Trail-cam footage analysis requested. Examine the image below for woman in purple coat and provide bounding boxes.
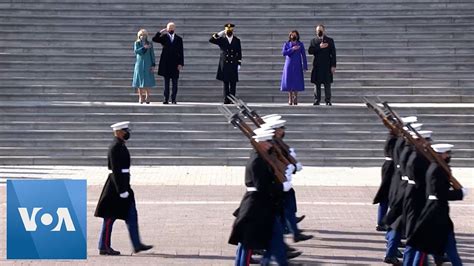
[281,30,308,105]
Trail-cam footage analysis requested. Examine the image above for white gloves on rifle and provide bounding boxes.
[462,188,468,198]
[238,65,241,71]
[120,191,129,198]
[217,30,225,37]
[283,181,292,192]
[296,162,303,172]
[286,164,295,174]
[289,148,297,158]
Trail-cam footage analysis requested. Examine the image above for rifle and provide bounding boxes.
[227,95,298,166]
[363,97,462,189]
[382,101,462,190]
[218,105,287,183]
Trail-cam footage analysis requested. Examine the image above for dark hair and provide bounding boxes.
[288,30,300,42]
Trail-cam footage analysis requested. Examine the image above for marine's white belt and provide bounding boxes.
[428,195,438,200]
[121,169,130,173]
[385,157,393,161]
[401,176,409,181]
[408,180,416,185]
[246,187,258,192]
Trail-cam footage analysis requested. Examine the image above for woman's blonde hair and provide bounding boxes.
[136,29,148,42]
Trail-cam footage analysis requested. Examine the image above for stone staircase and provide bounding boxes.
[0,0,473,167]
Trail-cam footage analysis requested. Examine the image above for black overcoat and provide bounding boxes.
[209,35,242,82]
[308,36,336,84]
[152,32,184,79]
[228,151,283,249]
[95,137,134,220]
[402,150,430,239]
[407,163,463,255]
[373,134,397,204]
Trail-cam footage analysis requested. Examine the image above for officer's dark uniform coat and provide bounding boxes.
[308,35,336,84]
[403,150,430,239]
[408,163,463,255]
[152,32,184,79]
[373,134,397,204]
[228,151,283,250]
[209,34,242,82]
[95,137,134,220]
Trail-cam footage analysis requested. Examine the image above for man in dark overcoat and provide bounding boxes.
[152,22,184,104]
[95,121,153,255]
[209,23,242,104]
[308,24,336,106]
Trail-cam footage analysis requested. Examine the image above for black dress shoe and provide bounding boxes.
[252,249,265,255]
[294,233,313,242]
[249,256,260,264]
[313,101,320,105]
[376,225,387,231]
[163,101,169,104]
[171,101,177,104]
[296,215,305,224]
[383,256,400,264]
[326,102,332,106]
[396,249,403,258]
[146,101,150,104]
[99,248,121,256]
[134,244,153,253]
[287,250,302,259]
[286,245,297,252]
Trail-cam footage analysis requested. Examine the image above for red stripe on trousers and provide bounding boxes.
[419,252,426,266]
[245,249,253,266]
[105,218,112,249]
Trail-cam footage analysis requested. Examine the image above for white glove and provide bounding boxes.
[119,191,129,198]
[160,28,167,33]
[289,148,297,158]
[286,164,295,174]
[283,181,292,192]
[217,30,225,37]
[285,173,292,182]
[462,188,468,198]
[296,162,303,172]
[238,65,241,71]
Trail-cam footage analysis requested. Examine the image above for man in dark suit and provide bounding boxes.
[95,121,153,255]
[152,22,184,104]
[209,23,242,104]
[308,24,336,106]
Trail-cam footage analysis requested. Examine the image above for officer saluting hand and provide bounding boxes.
[94,121,153,255]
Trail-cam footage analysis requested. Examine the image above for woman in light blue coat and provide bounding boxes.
[132,29,156,104]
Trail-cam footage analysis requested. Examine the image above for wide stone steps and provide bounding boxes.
[1,0,473,167]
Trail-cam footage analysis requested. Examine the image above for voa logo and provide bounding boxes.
[18,207,76,232]
[7,179,87,260]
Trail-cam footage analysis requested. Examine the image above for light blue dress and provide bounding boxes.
[132,40,156,88]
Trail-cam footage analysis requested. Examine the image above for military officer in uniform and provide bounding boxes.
[209,23,242,104]
[408,144,467,266]
[229,129,292,266]
[95,121,153,255]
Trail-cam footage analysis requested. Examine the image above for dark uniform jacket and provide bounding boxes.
[403,150,430,239]
[209,34,242,82]
[383,143,413,231]
[408,162,463,255]
[308,35,336,84]
[228,151,284,249]
[152,32,184,79]
[95,137,134,220]
[373,134,397,204]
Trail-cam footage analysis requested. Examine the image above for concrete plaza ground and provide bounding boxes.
[0,166,473,265]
